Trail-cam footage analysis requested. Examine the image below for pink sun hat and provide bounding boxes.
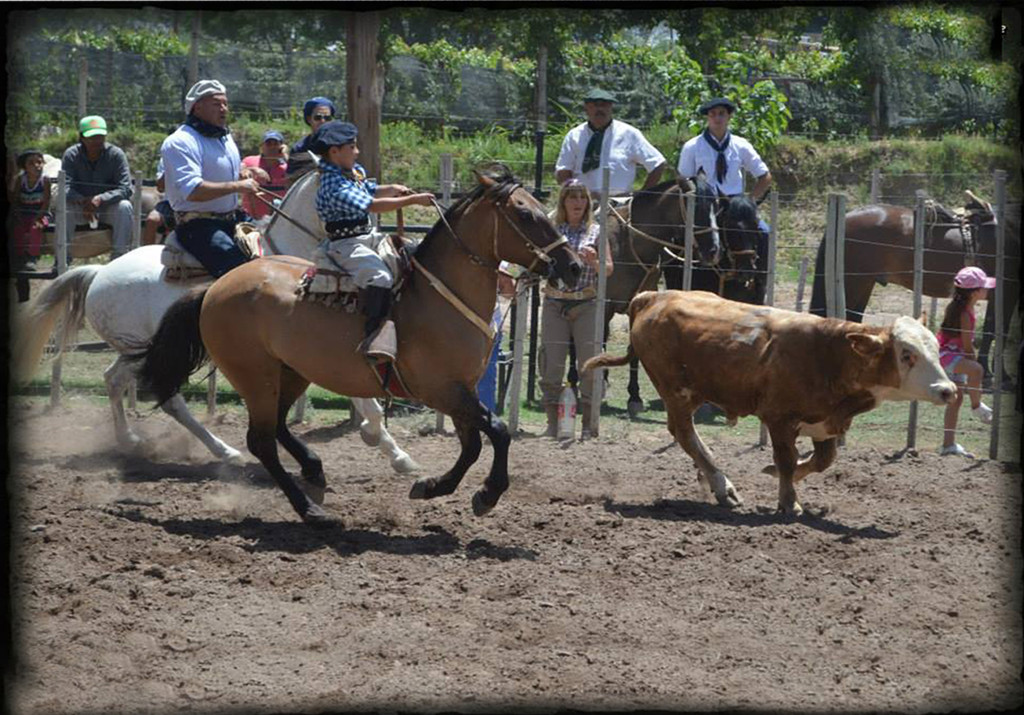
[954,266,996,290]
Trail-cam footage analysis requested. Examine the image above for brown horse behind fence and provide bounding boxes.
[134,165,581,524]
[810,193,1020,381]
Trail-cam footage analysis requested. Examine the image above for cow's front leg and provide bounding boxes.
[668,401,742,508]
[767,423,801,515]
[762,437,838,483]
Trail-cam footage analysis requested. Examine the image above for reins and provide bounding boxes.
[417,184,567,340]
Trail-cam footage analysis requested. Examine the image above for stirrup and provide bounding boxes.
[359,319,397,362]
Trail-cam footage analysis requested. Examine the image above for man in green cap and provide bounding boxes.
[555,88,665,201]
[61,114,134,258]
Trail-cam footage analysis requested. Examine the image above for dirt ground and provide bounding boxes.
[5,401,1022,714]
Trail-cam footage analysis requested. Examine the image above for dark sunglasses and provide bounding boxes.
[311,114,332,121]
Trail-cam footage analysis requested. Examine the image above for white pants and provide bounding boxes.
[66,199,134,256]
[315,230,392,288]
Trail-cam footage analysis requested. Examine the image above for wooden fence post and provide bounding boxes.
[433,153,454,434]
[824,194,837,319]
[588,167,612,439]
[507,281,531,433]
[50,170,69,408]
[870,167,881,204]
[989,170,1007,460]
[835,194,847,320]
[759,190,779,447]
[906,194,926,451]
[207,370,217,416]
[683,191,695,291]
[795,256,809,312]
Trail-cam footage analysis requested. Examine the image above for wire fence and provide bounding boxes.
[19,156,1021,463]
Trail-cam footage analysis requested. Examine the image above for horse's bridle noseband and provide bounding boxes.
[430,185,568,274]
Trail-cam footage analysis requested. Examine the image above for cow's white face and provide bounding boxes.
[889,316,957,405]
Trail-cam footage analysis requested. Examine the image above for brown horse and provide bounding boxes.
[809,194,1020,381]
[135,165,581,523]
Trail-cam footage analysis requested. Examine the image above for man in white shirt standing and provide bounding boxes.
[677,97,772,208]
[555,88,666,202]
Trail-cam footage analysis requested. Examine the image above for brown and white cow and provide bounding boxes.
[583,290,957,515]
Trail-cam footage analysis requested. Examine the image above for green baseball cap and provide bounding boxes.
[583,88,618,103]
[79,115,108,137]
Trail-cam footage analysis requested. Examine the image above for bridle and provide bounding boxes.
[429,183,568,274]
[414,183,569,339]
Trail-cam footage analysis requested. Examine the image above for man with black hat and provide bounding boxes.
[160,79,260,277]
[61,114,135,258]
[677,97,772,205]
[311,119,435,363]
[555,88,666,201]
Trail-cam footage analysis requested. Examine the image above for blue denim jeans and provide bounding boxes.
[175,217,249,278]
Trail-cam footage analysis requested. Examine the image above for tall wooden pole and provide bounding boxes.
[347,11,382,180]
[188,11,200,88]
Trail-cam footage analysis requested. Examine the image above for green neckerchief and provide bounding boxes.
[581,121,609,174]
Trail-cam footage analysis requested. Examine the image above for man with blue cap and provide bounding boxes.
[61,114,135,258]
[160,79,260,277]
[555,88,666,201]
[311,119,435,363]
[240,128,289,220]
[286,96,336,185]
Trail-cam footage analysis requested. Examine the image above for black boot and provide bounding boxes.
[358,286,397,362]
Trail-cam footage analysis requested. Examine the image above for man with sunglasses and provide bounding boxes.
[285,96,336,185]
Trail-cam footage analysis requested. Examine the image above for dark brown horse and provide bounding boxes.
[135,166,581,523]
[810,194,1020,382]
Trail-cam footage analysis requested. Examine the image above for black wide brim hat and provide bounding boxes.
[699,97,737,115]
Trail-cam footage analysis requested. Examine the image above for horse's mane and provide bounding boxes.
[416,162,521,259]
[631,174,715,214]
[723,195,758,225]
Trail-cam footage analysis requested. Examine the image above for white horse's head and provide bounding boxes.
[261,171,327,260]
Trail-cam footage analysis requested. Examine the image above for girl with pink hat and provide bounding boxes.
[936,266,997,457]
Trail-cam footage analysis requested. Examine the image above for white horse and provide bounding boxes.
[12,172,418,473]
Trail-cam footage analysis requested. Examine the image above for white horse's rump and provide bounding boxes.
[12,172,417,473]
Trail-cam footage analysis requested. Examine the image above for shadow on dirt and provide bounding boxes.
[299,420,364,444]
[603,498,898,541]
[104,507,538,561]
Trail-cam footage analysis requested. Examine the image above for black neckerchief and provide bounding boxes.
[702,128,731,184]
[581,121,610,174]
[186,113,230,139]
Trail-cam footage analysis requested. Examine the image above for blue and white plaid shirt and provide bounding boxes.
[315,161,378,225]
[551,222,600,294]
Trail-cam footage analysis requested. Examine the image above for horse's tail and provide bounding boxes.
[808,234,827,318]
[10,265,101,384]
[131,287,210,406]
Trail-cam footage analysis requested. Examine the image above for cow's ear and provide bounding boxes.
[847,332,886,357]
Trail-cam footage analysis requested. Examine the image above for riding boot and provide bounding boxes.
[543,403,559,438]
[580,400,598,440]
[357,286,397,363]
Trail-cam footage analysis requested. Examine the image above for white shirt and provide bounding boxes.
[555,119,665,196]
[677,132,768,196]
[161,124,241,213]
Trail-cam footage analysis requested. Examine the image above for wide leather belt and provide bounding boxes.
[175,210,236,225]
[326,222,371,239]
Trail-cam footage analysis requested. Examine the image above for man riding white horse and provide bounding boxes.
[161,79,260,277]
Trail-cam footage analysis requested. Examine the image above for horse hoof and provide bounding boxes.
[391,455,420,475]
[715,492,742,509]
[299,478,326,506]
[301,503,331,524]
[761,464,777,476]
[777,502,803,517]
[627,399,644,419]
[359,421,381,448]
[117,433,143,451]
[409,479,431,500]
[222,448,246,466]
[472,490,496,517]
